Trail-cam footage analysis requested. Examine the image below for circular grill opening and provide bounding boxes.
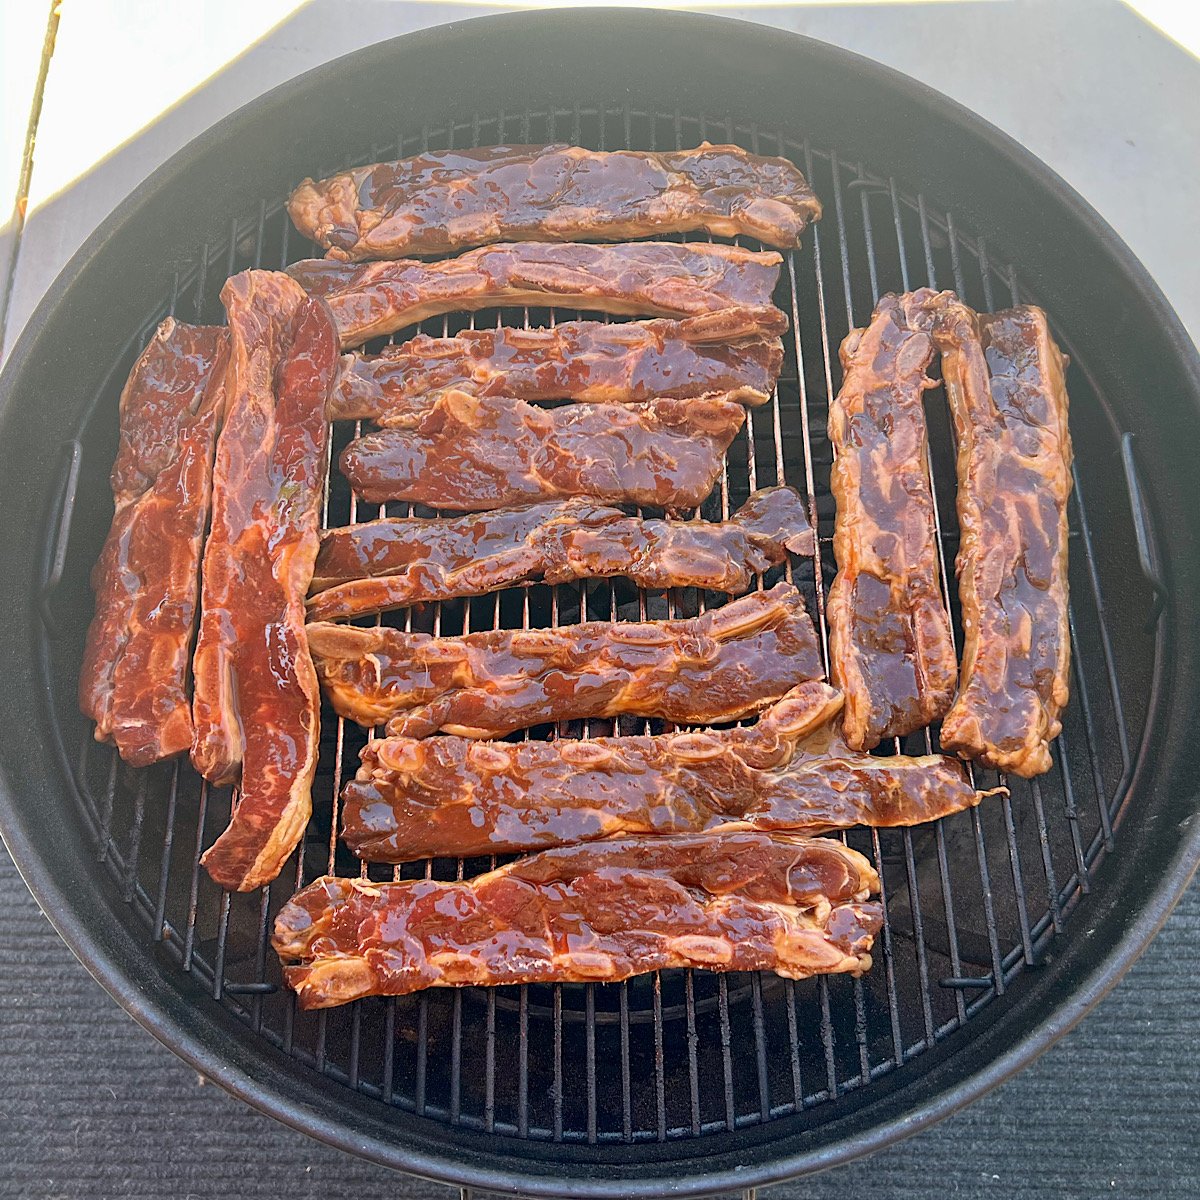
[48,103,1156,1148]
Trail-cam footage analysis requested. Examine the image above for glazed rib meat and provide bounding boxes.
[827,291,957,750]
[928,297,1073,777]
[272,832,880,1009]
[191,271,337,891]
[79,319,229,767]
[341,681,989,862]
[339,391,744,510]
[287,241,783,348]
[288,142,822,262]
[307,487,814,621]
[307,581,822,737]
[327,310,786,424]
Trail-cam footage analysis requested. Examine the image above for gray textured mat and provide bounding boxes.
[2,841,1197,1199]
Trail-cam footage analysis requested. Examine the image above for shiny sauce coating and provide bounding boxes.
[827,291,957,750]
[79,319,229,766]
[931,299,1073,778]
[272,832,879,1009]
[308,581,822,737]
[307,487,813,622]
[328,309,785,423]
[191,270,337,891]
[287,142,822,262]
[339,391,745,510]
[288,241,783,349]
[341,681,987,861]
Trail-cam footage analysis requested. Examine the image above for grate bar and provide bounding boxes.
[97,748,117,863]
[684,971,702,1137]
[181,779,210,971]
[251,885,272,1031]
[151,761,181,938]
[620,983,634,1143]
[450,989,464,1124]
[211,792,236,1000]
[652,974,667,1141]
[749,973,772,1122]
[902,829,937,1043]
[414,995,428,1116]
[517,987,530,1138]
[586,985,598,1144]
[484,989,497,1134]
[717,975,736,1131]
[817,975,837,1098]
[869,829,907,1060]
[1068,606,1116,852]
[121,774,147,904]
[553,985,564,1141]
[1030,780,1064,934]
[830,166,897,1070]
[1001,795,1038,965]
[1070,467,1134,775]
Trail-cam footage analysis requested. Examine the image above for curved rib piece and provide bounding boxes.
[327,311,786,423]
[191,271,337,891]
[339,391,745,510]
[288,241,783,348]
[79,319,229,766]
[341,681,989,861]
[273,832,879,1010]
[288,142,822,261]
[308,581,822,737]
[827,290,956,750]
[307,487,813,621]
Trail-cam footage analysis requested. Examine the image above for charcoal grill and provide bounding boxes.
[1,11,1198,1196]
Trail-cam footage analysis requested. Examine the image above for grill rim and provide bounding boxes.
[1,9,1199,1195]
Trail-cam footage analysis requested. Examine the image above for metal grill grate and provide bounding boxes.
[60,105,1156,1149]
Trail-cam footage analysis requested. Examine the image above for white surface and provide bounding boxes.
[1,0,1198,362]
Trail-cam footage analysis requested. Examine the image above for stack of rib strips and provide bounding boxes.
[78,143,1072,1012]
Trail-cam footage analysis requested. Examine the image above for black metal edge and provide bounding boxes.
[0,8,1198,1195]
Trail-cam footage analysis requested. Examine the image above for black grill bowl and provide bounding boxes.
[1,10,1198,1196]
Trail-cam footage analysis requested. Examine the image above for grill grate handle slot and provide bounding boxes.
[1120,432,1168,630]
[39,437,83,636]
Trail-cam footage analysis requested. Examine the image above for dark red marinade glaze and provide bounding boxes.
[929,296,1073,778]
[341,681,988,861]
[307,581,822,737]
[273,831,879,1009]
[288,241,783,348]
[79,319,229,767]
[327,309,786,423]
[191,270,337,891]
[288,142,822,262]
[339,391,746,510]
[827,290,957,751]
[307,486,813,622]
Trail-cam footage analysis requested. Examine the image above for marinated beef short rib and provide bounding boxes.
[307,487,814,621]
[288,142,822,262]
[79,319,229,767]
[328,310,786,424]
[928,296,1073,778]
[341,680,991,862]
[339,391,745,510]
[287,241,783,348]
[272,832,880,1009]
[827,291,957,750]
[307,581,822,737]
[191,271,337,891]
